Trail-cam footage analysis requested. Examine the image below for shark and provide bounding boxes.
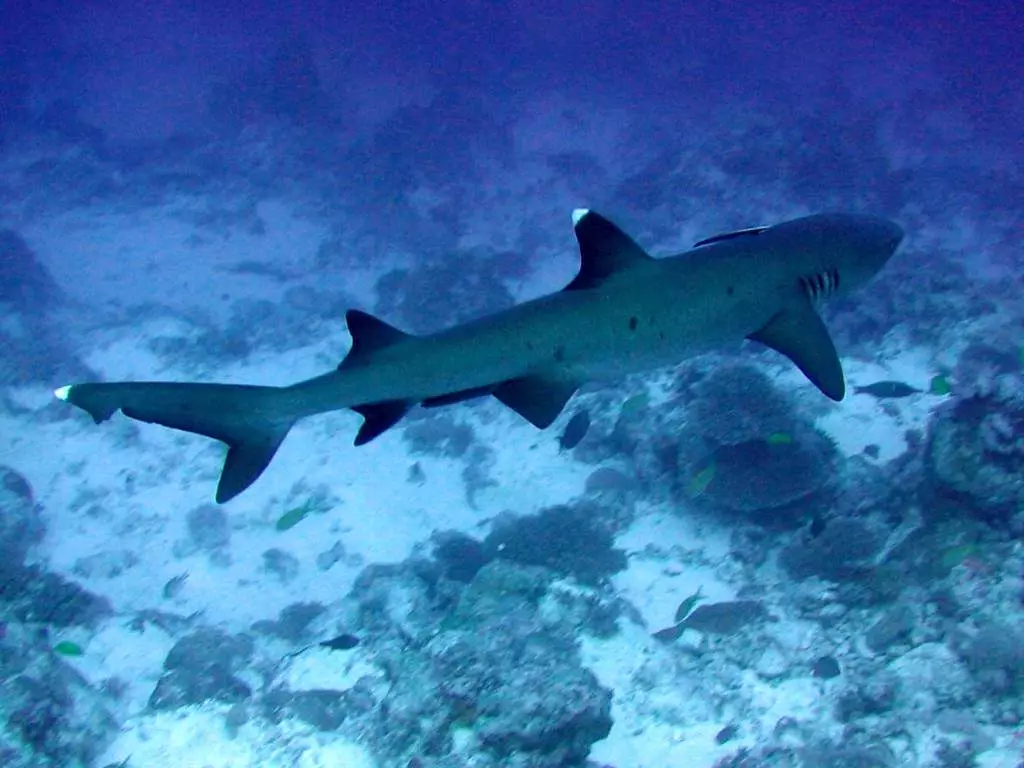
[54,210,903,503]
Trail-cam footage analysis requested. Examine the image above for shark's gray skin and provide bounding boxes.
[55,210,903,503]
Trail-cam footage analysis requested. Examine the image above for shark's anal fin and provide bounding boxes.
[340,310,411,370]
[352,400,410,445]
[494,375,578,429]
[748,303,846,401]
[565,209,652,291]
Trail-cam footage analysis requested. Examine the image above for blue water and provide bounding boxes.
[1,1,1022,767]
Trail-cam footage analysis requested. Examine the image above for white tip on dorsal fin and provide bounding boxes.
[54,385,72,401]
[565,210,652,291]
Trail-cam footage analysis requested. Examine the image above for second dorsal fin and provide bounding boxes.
[565,209,652,291]
[339,310,411,370]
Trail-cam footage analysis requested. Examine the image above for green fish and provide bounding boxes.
[674,586,704,623]
[619,393,650,418]
[687,462,716,497]
[53,640,84,657]
[276,501,313,531]
[766,432,793,445]
[929,375,951,396]
[940,543,979,571]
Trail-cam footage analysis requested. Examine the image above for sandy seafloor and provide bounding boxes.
[1,99,1023,768]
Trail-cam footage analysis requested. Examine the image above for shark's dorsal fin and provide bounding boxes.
[693,225,769,248]
[494,374,578,428]
[748,302,846,401]
[565,209,652,291]
[340,310,410,370]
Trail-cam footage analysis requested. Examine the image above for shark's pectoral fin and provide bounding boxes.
[340,310,411,370]
[494,375,578,429]
[565,209,652,291]
[748,304,846,401]
[352,400,410,445]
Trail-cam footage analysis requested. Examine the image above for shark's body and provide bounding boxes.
[56,210,903,502]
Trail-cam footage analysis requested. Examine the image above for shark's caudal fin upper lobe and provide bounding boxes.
[56,382,293,503]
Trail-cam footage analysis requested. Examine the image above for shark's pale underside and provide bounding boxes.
[55,210,903,502]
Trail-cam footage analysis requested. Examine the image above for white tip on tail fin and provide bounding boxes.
[54,385,72,401]
[572,208,590,226]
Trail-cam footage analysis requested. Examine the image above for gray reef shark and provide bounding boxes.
[55,210,903,502]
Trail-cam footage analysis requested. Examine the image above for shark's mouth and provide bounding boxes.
[799,268,840,302]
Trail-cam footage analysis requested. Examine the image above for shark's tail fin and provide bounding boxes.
[55,382,295,503]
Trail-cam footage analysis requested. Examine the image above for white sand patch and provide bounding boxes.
[25,199,330,324]
[612,508,733,630]
[281,647,384,694]
[769,347,947,462]
[98,704,377,768]
[582,624,737,768]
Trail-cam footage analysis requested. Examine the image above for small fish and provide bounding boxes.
[853,381,922,399]
[276,502,312,531]
[812,655,841,679]
[766,432,793,445]
[652,624,685,642]
[929,375,951,396]
[559,411,590,450]
[619,393,650,419]
[674,586,704,623]
[53,640,84,657]
[320,633,360,651]
[940,543,980,571]
[809,514,826,538]
[678,600,766,635]
[862,444,880,459]
[162,573,189,600]
[687,462,716,497]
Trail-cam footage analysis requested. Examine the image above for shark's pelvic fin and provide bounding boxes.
[340,310,411,370]
[693,225,769,248]
[57,381,294,503]
[494,374,579,428]
[565,210,652,291]
[748,302,846,401]
[352,400,410,445]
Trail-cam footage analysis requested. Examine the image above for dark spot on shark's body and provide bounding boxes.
[628,316,638,331]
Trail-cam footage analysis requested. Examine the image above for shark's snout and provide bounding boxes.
[879,218,904,256]
[847,214,904,272]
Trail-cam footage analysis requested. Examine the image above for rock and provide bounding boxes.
[483,504,627,586]
[755,645,790,679]
[344,559,613,766]
[865,604,915,653]
[925,379,1024,525]
[779,519,886,582]
[0,466,44,566]
[0,565,112,628]
[0,620,117,764]
[149,628,254,711]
